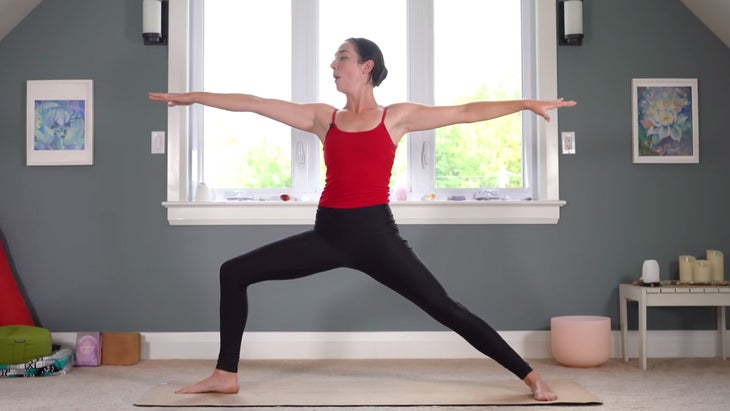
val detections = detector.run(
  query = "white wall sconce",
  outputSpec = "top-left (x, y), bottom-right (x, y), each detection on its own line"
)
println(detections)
top-left (143, 0), bottom-right (167, 45)
top-left (559, 0), bottom-right (583, 46)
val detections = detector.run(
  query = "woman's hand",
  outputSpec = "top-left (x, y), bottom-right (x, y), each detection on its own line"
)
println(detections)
top-left (148, 92), bottom-right (196, 107)
top-left (529, 98), bottom-right (577, 122)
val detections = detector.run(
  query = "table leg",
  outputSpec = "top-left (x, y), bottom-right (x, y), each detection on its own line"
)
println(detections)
top-left (619, 287), bottom-right (629, 362)
top-left (718, 306), bottom-right (727, 360)
top-left (639, 293), bottom-right (647, 370)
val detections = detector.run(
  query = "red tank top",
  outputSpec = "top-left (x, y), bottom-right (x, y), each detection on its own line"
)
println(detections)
top-left (319, 108), bottom-right (396, 208)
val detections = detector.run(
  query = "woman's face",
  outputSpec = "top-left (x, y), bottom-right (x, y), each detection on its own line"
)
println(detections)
top-left (330, 41), bottom-right (372, 92)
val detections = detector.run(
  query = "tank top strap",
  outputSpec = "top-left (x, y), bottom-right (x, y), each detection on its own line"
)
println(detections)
top-left (380, 106), bottom-right (388, 123)
top-left (330, 109), bottom-right (338, 126)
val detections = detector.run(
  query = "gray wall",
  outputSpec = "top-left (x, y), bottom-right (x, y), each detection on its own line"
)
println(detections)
top-left (1, 0), bottom-right (728, 333)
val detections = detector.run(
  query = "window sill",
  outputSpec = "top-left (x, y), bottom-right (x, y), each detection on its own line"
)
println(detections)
top-left (162, 200), bottom-right (566, 225)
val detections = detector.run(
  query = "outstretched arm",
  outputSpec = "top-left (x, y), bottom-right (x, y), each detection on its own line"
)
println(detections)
top-left (148, 92), bottom-right (334, 138)
top-left (388, 98), bottom-right (577, 138)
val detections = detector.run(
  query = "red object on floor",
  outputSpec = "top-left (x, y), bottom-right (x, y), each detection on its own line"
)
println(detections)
top-left (0, 243), bottom-right (35, 326)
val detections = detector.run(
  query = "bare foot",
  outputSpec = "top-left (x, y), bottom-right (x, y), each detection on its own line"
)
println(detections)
top-left (176, 369), bottom-right (239, 394)
top-left (523, 370), bottom-right (558, 401)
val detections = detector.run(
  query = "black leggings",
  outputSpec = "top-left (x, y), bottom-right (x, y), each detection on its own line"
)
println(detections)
top-left (216, 204), bottom-right (533, 379)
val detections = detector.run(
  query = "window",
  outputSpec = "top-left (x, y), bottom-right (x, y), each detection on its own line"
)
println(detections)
top-left (431, 0), bottom-right (530, 197)
top-left (164, 0), bottom-right (564, 225)
top-left (197, 0), bottom-right (292, 192)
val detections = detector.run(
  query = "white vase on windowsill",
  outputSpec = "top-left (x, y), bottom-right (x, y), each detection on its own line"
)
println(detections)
top-left (195, 183), bottom-right (211, 202)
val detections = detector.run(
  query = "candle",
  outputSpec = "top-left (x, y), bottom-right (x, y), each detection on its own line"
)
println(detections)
top-left (706, 250), bottom-right (724, 283)
top-left (678, 255), bottom-right (695, 283)
top-left (693, 259), bottom-right (711, 283)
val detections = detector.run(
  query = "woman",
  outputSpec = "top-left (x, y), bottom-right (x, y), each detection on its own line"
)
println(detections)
top-left (149, 37), bottom-right (575, 401)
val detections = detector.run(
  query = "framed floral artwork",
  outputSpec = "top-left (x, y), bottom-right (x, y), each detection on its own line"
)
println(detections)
top-left (632, 78), bottom-right (698, 164)
top-left (26, 79), bottom-right (94, 166)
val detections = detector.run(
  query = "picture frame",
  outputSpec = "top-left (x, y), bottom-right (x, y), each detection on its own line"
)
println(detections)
top-left (632, 78), bottom-right (698, 164)
top-left (26, 79), bottom-right (94, 166)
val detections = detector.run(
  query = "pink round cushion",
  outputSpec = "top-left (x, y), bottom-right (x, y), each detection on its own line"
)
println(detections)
top-left (550, 315), bottom-right (611, 367)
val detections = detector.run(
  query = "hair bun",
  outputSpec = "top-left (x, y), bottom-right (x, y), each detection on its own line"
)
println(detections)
top-left (376, 67), bottom-right (388, 86)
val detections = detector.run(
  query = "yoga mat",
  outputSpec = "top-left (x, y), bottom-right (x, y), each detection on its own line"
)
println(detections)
top-left (135, 373), bottom-right (601, 407)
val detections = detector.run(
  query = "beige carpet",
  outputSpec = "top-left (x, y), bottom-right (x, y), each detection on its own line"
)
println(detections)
top-left (5, 358), bottom-right (730, 410)
top-left (135, 362), bottom-right (600, 407)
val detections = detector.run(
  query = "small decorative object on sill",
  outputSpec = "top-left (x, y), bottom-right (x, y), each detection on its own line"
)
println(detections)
top-left (225, 192), bottom-right (254, 201)
top-left (448, 195), bottom-right (466, 201)
top-left (421, 193), bottom-right (436, 201)
top-left (473, 190), bottom-right (501, 201)
top-left (279, 194), bottom-right (291, 201)
top-left (394, 187), bottom-right (407, 201)
top-left (195, 182), bottom-right (211, 202)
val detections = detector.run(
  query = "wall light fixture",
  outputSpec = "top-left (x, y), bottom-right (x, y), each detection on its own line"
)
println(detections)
top-left (143, 0), bottom-right (167, 45)
top-left (559, 0), bottom-right (584, 46)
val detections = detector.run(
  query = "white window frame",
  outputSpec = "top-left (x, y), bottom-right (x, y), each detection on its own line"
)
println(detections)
top-left (162, 0), bottom-right (565, 225)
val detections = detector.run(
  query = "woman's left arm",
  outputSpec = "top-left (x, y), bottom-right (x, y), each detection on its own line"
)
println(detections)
top-left (389, 98), bottom-right (577, 138)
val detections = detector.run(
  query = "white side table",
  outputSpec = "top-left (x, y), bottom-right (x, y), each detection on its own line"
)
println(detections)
top-left (619, 283), bottom-right (729, 370)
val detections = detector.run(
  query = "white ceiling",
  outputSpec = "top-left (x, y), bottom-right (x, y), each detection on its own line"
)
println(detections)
top-left (0, 1), bottom-right (728, 47)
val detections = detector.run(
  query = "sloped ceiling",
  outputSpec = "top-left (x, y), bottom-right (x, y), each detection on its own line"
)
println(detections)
top-left (681, 0), bottom-right (730, 48)
top-left (0, 0), bottom-right (42, 43)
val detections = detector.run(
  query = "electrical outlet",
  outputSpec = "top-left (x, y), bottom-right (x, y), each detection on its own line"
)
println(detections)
top-left (151, 131), bottom-right (165, 154)
top-left (561, 131), bottom-right (576, 154)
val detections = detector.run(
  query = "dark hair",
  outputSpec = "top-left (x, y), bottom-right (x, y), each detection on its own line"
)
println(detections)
top-left (346, 37), bottom-right (388, 87)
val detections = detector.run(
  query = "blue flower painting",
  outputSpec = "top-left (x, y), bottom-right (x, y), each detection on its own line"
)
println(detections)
top-left (636, 86), bottom-right (693, 157)
top-left (34, 100), bottom-right (86, 150)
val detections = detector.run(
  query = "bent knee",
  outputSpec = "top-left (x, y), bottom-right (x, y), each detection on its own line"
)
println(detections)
top-left (219, 259), bottom-right (243, 287)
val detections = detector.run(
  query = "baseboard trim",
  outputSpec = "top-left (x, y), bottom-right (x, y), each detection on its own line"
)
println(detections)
top-left (51, 330), bottom-right (727, 360)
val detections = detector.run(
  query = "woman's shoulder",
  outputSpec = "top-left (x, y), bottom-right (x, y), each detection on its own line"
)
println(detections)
top-left (309, 103), bottom-right (338, 122)
top-left (310, 102), bottom-right (338, 113)
top-left (382, 102), bottom-right (426, 124)
top-left (300, 103), bottom-right (338, 140)
top-left (384, 102), bottom-right (428, 116)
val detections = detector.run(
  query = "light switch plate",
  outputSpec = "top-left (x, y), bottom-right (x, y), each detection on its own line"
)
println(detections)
top-left (561, 131), bottom-right (576, 154)
top-left (151, 131), bottom-right (165, 154)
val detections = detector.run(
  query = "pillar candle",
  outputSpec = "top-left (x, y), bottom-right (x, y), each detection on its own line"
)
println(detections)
top-left (678, 255), bottom-right (695, 283)
top-left (693, 259), bottom-right (711, 283)
top-left (706, 250), bottom-right (724, 283)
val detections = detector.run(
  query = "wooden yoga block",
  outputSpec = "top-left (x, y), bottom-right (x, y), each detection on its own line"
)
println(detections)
top-left (101, 332), bottom-right (141, 365)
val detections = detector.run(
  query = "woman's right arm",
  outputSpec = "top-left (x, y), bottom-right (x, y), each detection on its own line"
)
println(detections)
top-left (148, 92), bottom-right (333, 137)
